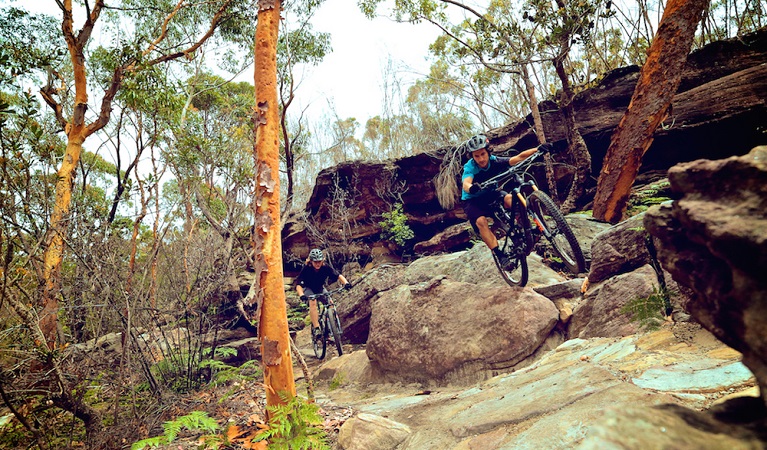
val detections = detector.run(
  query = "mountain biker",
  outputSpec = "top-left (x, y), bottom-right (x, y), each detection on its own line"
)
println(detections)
top-left (461, 134), bottom-right (553, 267)
top-left (296, 248), bottom-right (352, 339)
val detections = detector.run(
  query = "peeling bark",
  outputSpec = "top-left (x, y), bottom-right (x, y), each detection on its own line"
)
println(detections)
top-left (253, 0), bottom-right (296, 410)
top-left (41, 133), bottom-right (85, 349)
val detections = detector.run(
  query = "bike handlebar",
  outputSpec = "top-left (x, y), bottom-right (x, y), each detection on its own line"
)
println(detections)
top-left (305, 286), bottom-right (346, 300)
top-left (474, 150), bottom-right (543, 192)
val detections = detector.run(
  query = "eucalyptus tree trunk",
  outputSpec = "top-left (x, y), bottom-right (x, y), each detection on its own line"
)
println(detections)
top-left (593, 0), bottom-right (710, 223)
top-left (520, 63), bottom-right (559, 201)
top-left (253, 0), bottom-right (297, 410)
top-left (39, 0), bottom-right (234, 350)
top-left (39, 0), bottom-right (102, 349)
top-left (537, 0), bottom-right (591, 212)
top-left (552, 51), bottom-right (591, 213)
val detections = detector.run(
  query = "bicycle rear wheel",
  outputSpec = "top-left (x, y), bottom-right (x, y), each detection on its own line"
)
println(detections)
top-left (527, 190), bottom-right (586, 274)
top-left (312, 313), bottom-right (327, 360)
top-left (495, 234), bottom-right (529, 287)
top-left (327, 309), bottom-right (344, 357)
top-left (495, 202), bottom-right (533, 254)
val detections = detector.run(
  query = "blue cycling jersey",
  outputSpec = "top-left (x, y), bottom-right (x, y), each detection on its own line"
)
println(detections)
top-left (461, 155), bottom-right (510, 201)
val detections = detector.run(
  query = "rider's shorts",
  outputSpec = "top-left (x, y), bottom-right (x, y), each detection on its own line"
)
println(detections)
top-left (463, 191), bottom-right (507, 233)
top-left (303, 288), bottom-right (328, 304)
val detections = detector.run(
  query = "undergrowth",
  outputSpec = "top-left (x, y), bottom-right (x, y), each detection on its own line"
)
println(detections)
top-left (621, 286), bottom-right (673, 331)
top-left (255, 392), bottom-right (329, 450)
top-left (379, 203), bottom-right (414, 247)
top-left (131, 411), bottom-right (222, 450)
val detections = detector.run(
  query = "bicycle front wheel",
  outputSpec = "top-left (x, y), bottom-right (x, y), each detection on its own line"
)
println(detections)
top-left (312, 315), bottom-right (327, 360)
top-left (528, 190), bottom-right (586, 274)
top-left (327, 309), bottom-right (343, 357)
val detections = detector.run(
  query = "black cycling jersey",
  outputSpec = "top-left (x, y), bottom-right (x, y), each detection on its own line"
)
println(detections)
top-left (296, 264), bottom-right (340, 293)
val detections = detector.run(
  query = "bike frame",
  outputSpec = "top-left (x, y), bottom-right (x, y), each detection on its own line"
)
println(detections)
top-left (306, 286), bottom-right (345, 358)
top-left (480, 151), bottom-right (545, 250)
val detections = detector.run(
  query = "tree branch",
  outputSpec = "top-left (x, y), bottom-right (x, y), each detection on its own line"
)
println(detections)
top-left (85, 0), bottom-right (235, 137)
top-left (147, 0), bottom-right (235, 66)
top-left (420, 15), bottom-right (521, 75)
top-left (86, 64), bottom-right (125, 136)
top-left (0, 381), bottom-right (47, 450)
top-left (142, 0), bottom-right (185, 58)
top-left (39, 70), bottom-right (68, 130)
top-left (194, 187), bottom-right (231, 240)
top-left (76, 0), bottom-right (104, 50)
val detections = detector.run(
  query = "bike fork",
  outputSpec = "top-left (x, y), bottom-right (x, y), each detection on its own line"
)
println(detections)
top-left (513, 191), bottom-right (543, 234)
top-left (522, 191), bottom-right (547, 236)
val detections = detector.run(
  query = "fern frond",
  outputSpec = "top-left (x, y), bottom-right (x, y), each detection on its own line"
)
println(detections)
top-left (621, 286), bottom-right (672, 331)
top-left (199, 359), bottom-right (230, 370)
top-left (131, 435), bottom-right (168, 450)
top-left (255, 393), bottom-right (329, 449)
top-left (131, 411), bottom-right (221, 450)
top-left (163, 417), bottom-right (184, 442)
top-left (214, 346), bottom-right (238, 358)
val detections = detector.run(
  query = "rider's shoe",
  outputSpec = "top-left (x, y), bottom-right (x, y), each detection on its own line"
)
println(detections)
top-left (496, 248), bottom-right (521, 271)
top-left (312, 326), bottom-right (322, 340)
top-left (493, 251), bottom-right (512, 270)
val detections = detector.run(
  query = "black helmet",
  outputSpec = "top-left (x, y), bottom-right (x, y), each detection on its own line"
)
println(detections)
top-left (466, 134), bottom-right (489, 153)
top-left (308, 248), bottom-right (324, 261)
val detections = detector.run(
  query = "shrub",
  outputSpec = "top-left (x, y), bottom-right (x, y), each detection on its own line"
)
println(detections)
top-left (379, 203), bottom-right (414, 247)
top-left (329, 372), bottom-right (345, 390)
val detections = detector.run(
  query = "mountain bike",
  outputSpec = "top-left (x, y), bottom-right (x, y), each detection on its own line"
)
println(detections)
top-left (306, 287), bottom-right (346, 359)
top-left (471, 150), bottom-right (586, 287)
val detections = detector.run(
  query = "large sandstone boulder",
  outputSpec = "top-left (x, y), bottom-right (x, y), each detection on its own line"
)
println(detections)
top-left (533, 278), bottom-right (586, 325)
top-left (583, 208), bottom-right (694, 324)
top-left (336, 244), bottom-right (567, 347)
top-left (337, 413), bottom-right (412, 450)
top-left (587, 212), bottom-right (654, 284)
top-left (552, 214), bottom-right (612, 268)
top-left (335, 264), bottom-right (407, 344)
top-left (570, 264), bottom-right (661, 338)
top-left (365, 278), bottom-right (559, 385)
top-left (578, 403), bottom-right (767, 449)
top-left (645, 146), bottom-right (767, 408)
top-left (412, 222), bottom-right (473, 255)
top-left (402, 243), bottom-right (566, 288)
top-left (323, 329), bottom-right (758, 449)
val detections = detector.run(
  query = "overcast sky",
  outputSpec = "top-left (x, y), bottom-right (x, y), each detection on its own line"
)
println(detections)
top-left (295, 0), bottom-right (443, 125)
